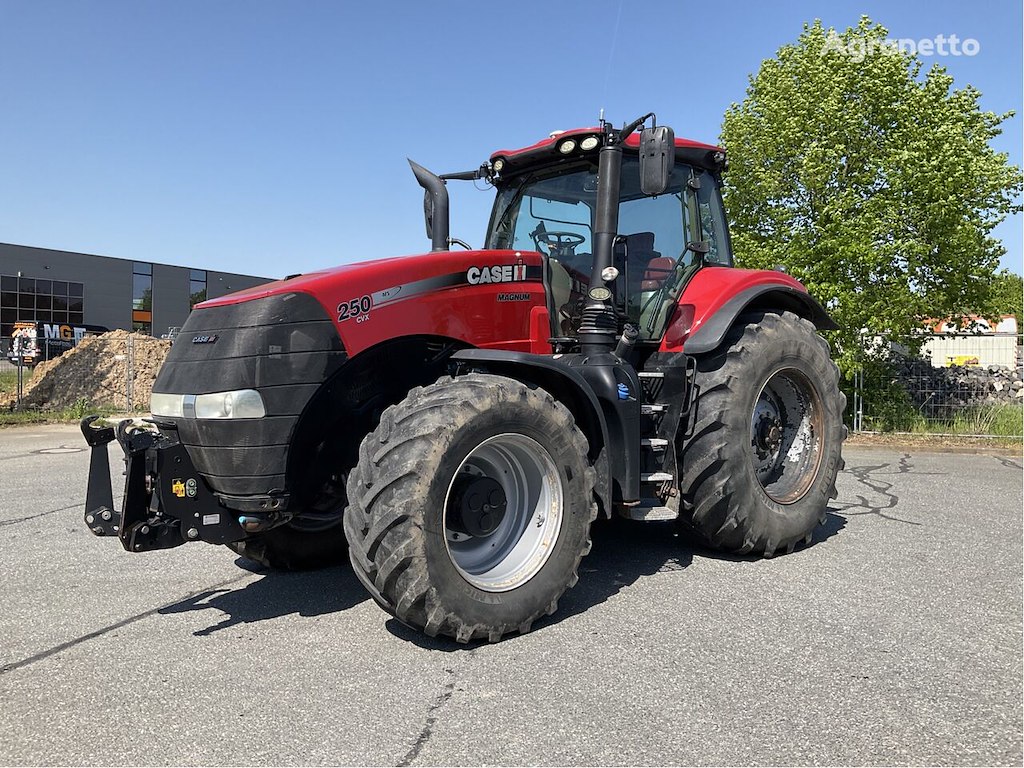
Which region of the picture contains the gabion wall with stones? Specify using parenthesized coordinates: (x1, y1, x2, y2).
(854, 332, 1024, 433)
(890, 357, 1024, 419)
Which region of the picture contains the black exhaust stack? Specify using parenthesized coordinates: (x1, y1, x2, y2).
(408, 159, 450, 252)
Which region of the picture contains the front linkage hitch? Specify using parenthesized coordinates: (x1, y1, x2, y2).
(81, 416, 248, 553)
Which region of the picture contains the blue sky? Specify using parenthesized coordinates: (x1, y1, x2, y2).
(1, 0, 1020, 278)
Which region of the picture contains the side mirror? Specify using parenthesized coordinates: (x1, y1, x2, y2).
(639, 125, 675, 196)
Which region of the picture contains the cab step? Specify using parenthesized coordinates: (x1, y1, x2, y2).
(641, 471, 673, 483)
(625, 503, 679, 521)
(641, 403, 667, 415)
(637, 371, 665, 379)
(641, 438, 668, 450)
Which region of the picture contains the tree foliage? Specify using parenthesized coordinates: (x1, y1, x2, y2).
(989, 269, 1023, 329)
(720, 17, 1022, 370)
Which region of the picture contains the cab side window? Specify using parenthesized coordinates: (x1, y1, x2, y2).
(695, 172, 732, 266)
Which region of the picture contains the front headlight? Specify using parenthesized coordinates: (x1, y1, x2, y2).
(150, 389, 266, 419)
(150, 393, 185, 418)
(195, 389, 266, 419)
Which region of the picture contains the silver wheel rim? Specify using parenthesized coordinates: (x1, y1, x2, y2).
(749, 367, 824, 504)
(443, 433, 563, 592)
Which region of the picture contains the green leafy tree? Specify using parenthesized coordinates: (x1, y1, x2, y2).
(720, 17, 1021, 370)
(988, 269, 1023, 328)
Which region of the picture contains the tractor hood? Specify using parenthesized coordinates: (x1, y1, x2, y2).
(195, 249, 548, 357)
(151, 247, 547, 501)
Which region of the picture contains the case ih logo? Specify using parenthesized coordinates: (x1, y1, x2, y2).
(191, 335, 218, 344)
(466, 264, 527, 285)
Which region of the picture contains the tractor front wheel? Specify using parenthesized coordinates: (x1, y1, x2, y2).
(344, 373, 597, 643)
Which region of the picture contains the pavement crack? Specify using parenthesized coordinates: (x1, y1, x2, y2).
(0, 496, 123, 528)
(0, 500, 85, 528)
(838, 460, 920, 526)
(993, 455, 1022, 470)
(397, 665, 457, 767)
(0, 572, 252, 676)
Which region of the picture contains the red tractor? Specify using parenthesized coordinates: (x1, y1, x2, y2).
(82, 114, 845, 643)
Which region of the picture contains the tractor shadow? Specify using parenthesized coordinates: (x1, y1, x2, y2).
(159, 561, 368, 636)
(546, 509, 847, 626)
(387, 508, 847, 651)
(159, 510, 846, 644)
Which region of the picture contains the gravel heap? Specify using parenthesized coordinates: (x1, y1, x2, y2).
(18, 329, 171, 411)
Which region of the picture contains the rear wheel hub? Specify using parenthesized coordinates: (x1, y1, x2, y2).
(754, 414, 784, 454)
(749, 368, 824, 504)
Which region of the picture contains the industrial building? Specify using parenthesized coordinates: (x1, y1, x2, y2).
(0, 242, 274, 346)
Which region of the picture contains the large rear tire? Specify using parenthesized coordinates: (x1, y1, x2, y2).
(344, 373, 597, 643)
(678, 311, 846, 556)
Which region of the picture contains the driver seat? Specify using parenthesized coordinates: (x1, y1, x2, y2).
(641, 257, 675, 292)
(619, 232, 664, 321)
(638, 256, 675, 331)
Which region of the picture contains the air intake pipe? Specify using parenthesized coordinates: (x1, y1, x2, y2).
(408, 159, 449, 252)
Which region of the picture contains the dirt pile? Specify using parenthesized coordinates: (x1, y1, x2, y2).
(18, 330, 171, 411)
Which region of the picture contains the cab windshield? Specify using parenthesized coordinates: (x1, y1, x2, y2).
(486, 158, 732, 341)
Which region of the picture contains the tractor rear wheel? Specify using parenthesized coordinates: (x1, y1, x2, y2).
(344, 373, 597, 643)
(677, 311, 846, 556)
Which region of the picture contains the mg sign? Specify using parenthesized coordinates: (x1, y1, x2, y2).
(42, 323, 91, 343)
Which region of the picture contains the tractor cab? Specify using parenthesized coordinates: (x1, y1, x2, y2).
(411, 117, 733, 351)
(484, 151, 733, 342)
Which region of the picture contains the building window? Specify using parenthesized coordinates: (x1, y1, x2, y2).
(1, 274, 85, 340)
(132, 262, 152, 334)
(189, 269, 207, 308)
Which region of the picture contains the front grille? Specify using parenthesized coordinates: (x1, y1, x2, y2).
(153, 292, 347, 496)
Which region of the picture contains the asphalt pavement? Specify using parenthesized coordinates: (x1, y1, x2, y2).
(0, 423, 1020, 766)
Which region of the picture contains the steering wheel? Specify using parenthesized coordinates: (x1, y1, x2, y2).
(533, 230, 586, 256)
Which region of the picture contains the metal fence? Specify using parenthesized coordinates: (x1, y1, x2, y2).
(853, 332, 1024, 437)
(0, 356, 29, 406)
